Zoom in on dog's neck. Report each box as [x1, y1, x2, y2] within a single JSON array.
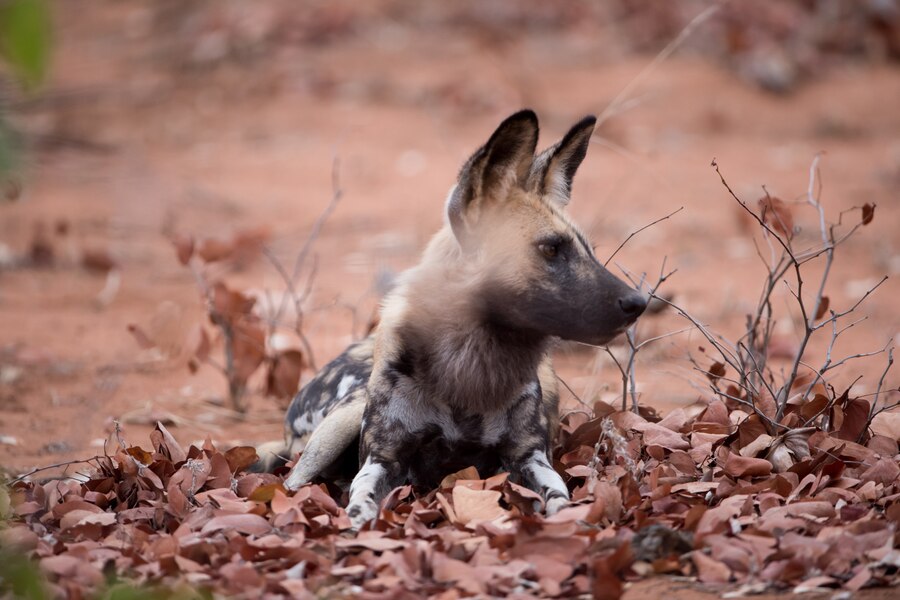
[[380, 233, 549, 412], [393, 307, 548, 412]]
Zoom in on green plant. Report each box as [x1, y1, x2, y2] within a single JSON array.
[[0, 0, 51, 180]]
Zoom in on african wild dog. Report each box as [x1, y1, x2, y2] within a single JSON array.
[[266, 110, 647, 529]]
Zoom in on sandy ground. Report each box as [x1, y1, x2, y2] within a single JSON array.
[[1, 0, 898, 578]]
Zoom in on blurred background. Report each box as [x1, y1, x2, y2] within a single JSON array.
[[1, 0, 898, 470]]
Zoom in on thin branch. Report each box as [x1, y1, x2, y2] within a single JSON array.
[[595, 4, 721, 128], [826, 343, 891, 372], [710, 388, 789, 433], [9, 456, 108, 485], [634, 326, 694, 351], [862, 347, 896, 441], [602, 346, 629, 412], [261, 247, 318, 372], [711, 158, 796, 262], [648, 292, 743, 374], [271, 156, 343, 327], [557, 374, 592, 412], [604, 206, 683, 266], [812, 276, 888, 331]]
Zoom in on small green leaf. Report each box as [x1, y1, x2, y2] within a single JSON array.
[[0, 0, 52, 90], [0, 550, 48, 600]]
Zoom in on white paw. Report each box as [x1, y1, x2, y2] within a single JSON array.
[[545, 496, 568, 516], [282, 469, 307, 491], [347, 499, 379, 530]]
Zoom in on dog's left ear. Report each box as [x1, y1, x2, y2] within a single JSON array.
[[447, 110, 539, 247], [529, 115, 596, 206]]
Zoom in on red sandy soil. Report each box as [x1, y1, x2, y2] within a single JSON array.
[[0, 2, 898, 595], [3, 0, 898, 478]]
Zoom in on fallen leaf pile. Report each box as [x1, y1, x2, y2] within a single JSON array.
[[3, 402, 898, 598]]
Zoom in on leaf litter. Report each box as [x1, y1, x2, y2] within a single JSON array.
[[2, 403, 898, 598]]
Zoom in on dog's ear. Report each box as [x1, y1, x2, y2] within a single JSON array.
[[529, 115, 596, 207], [447, 110, 539, 245]]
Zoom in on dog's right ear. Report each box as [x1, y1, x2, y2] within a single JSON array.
[[528, 115, 596, 207], [447, 110, 539, 246]]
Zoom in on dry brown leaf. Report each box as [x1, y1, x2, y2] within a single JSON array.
[[867, 434, 898, 458], [225, 446, 259, 474], [861, 203, 875, 225], [431, 553, 486, 595], [834, 398, 870, 442], [439, 466, 480, 489], [172, 234, 194, 265], [859, 458, 900, 486], [870, 411, 900, 439], [634, 422, 690, 450], [757, 195, 794, 237], [201, 513, 271, 535], [588, 480, 624, 523], [125, 446, 153, 466], [248, 482, 285, 503], [722, 451, 772, 478], [81, 248, 117, 273], [737, 415, 769, 449], [814, 296, 830, 320], [765, 427, 814, 472], [700, 400, 731, 426], [590, 556, 623, 600], [739, 434, 774, 457], [707, 361, 726, 381], [334, 536, 407, 552], [151, 421, 187, 464], [799, 394, 830, 422], [197, 237, 235, 263], [211, 282, 256, 321], [232, 321, 266, 386], [693, 550, 731, 583], [265, 349, 305, 399], [451, 486, 506, 526], [657, 408, 688, 432]]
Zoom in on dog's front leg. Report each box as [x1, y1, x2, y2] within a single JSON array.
[[501, 385, 570, 515], [345, 451, 403, 529], [345, 395, 409, 529], [506, 446, 570, 515]]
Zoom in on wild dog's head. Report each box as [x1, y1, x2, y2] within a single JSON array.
[[446, 110, 646, 346]]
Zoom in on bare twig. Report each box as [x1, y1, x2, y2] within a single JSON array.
[[557, 374, 592, 412], [263, 156, 343, 372], [685, 156, 888, 438], [861, 347, 896, 441], [262, 247, 319, 372], [634, 326, 693, 351], [711, 158, 795, 261], [649, 292, 742, 374], [9, 456, 107, 485], [604, 207, 683, 267], [595, 4, 721, 128]]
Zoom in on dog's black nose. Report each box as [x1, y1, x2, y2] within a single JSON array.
[[618, 293, 648, 318]]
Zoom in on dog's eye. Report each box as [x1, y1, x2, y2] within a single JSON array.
[[538, 243, 559, 259]]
